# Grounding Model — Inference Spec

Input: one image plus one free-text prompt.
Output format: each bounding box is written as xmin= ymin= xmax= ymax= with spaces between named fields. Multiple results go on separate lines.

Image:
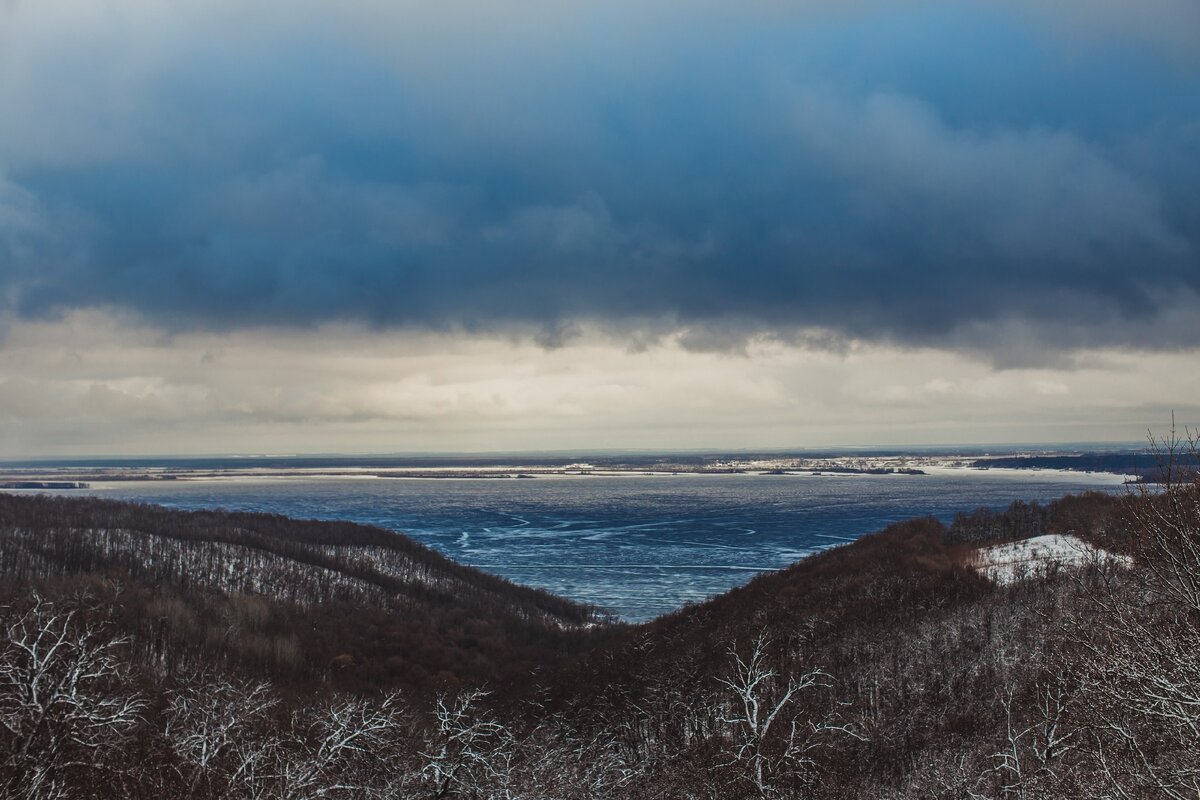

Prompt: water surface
xmin=72 ymin=468 xmax=1126 ymax=620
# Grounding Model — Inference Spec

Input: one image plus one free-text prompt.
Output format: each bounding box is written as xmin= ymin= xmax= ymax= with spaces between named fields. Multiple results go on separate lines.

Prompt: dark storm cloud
xmin=1 ymin=1 xmax=1198 ymax=358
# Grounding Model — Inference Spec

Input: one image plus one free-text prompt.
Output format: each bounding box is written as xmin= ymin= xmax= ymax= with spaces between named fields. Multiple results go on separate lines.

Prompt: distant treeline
xmin=806 ymin=466 xmax=925 ymax=475
xmin=971 ymin=451 xmax=1162 ymax=478
xmin=0 ymin=481 xmax=89 ymax=489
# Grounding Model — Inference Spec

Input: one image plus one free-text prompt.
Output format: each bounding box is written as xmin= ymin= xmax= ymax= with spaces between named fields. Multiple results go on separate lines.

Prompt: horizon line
xmin=0 ymin=440 xmax=1153 ymax=463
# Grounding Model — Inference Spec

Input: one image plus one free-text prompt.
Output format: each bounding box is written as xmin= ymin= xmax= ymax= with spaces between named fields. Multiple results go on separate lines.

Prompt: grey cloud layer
xmin=2 ymin=313 xmax=1196 ymax=456
xmin=1 ymin=1 xmax=1198 ymax=358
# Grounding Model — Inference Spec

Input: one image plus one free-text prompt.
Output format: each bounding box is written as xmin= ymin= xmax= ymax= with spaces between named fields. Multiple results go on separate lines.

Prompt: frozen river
xmin=79 ymin=468 xmax=1125 ymax=621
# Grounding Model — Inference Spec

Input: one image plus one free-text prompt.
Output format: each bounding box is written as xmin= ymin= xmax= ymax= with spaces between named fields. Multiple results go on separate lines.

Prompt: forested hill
xmin=0 ymin=493 xmax=606 ymax=693
xmin=2 ymin=485 xmax=1197 ymax=798
xmin=539 ymin=491 xmax=1137 ymax=796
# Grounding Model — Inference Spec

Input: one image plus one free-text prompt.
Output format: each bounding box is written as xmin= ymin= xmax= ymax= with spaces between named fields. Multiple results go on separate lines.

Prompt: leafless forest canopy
xmin=2 ymin=446 xmax=1199 ymax=799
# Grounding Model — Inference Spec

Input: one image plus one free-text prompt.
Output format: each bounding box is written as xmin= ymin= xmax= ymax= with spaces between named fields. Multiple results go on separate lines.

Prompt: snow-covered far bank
xmin=972 ymin=534 xmax=1132 ymax=585
xmin=919 ymin=464 xmax=1131 ymax=485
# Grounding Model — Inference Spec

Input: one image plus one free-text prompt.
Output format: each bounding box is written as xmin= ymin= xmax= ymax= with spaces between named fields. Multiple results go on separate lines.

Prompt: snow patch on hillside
xmin=973 ymin=534 xmax=1131 ymax=585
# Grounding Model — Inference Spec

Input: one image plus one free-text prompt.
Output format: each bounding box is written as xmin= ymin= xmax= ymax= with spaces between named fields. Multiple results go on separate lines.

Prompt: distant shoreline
xmin=0 ymin=481 xmax=90 ymax=490
xmin=0 ymin=462 xmax=1135 ymax=488
xmin=0 ymin=448 xmax=1157 ymax=486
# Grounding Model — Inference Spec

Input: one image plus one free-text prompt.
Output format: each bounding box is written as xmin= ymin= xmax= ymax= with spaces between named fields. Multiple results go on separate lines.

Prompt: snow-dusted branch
xmin=419 ymin=689 xmax=515 ymax=799
xmin=1078 ymin=427 xmax=1200 ymax=798
xmin=714 ymin=631 xmax=862 ymax=799
xmin=0 ymin=597 xmax=144 ymax=799
xmin=278 ymin=692 xmax=407 ymax=799
xmin=164 ymin=675 xmax=281 ymax=799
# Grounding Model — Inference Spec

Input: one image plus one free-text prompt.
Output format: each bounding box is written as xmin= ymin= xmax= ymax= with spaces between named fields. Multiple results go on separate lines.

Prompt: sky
xmin=1 ymin=0 xmax=1198 ymax=455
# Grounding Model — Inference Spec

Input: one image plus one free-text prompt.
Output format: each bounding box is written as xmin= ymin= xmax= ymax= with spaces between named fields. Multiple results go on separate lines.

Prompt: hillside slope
xmin=0 ymin=493 xmax=606 ymax=693
xmin=1 ymin=485 xmax=1195 ymax=799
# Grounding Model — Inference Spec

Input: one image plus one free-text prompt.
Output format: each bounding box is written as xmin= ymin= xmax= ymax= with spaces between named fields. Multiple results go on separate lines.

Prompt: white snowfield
xmin=972 ymin=534 xmax=1132 ymax=585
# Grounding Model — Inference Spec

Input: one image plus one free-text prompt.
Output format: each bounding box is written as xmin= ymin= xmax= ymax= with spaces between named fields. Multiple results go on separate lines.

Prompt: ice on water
xmin=88 ymin=471 xmax=1125 ymax=621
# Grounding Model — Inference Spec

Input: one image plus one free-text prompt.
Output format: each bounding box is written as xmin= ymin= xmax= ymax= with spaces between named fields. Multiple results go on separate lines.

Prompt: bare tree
xmin=714 ymin=632 xmax=861 ymax=799
xmin=0 ymin=597 xmax=145 ymax=799
xmin=1078 ymin=425 xmax=1200 ymax=799
xmin=975 ymin=680 xmax=1080 ymax=799
xmin=512 ymin=719 xmax=641 ymax=800
xmin=418 ymin=690 xmax=517 ymax=799
xmin=277 ymin=692 xmax=408 ymax=800
xmin=164 ymin=675 xmax=282 ymax=799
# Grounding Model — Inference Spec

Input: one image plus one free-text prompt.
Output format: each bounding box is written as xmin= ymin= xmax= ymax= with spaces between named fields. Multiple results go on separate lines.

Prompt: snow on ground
xmin=972 ymin=534 xmax=1131 ymax=585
